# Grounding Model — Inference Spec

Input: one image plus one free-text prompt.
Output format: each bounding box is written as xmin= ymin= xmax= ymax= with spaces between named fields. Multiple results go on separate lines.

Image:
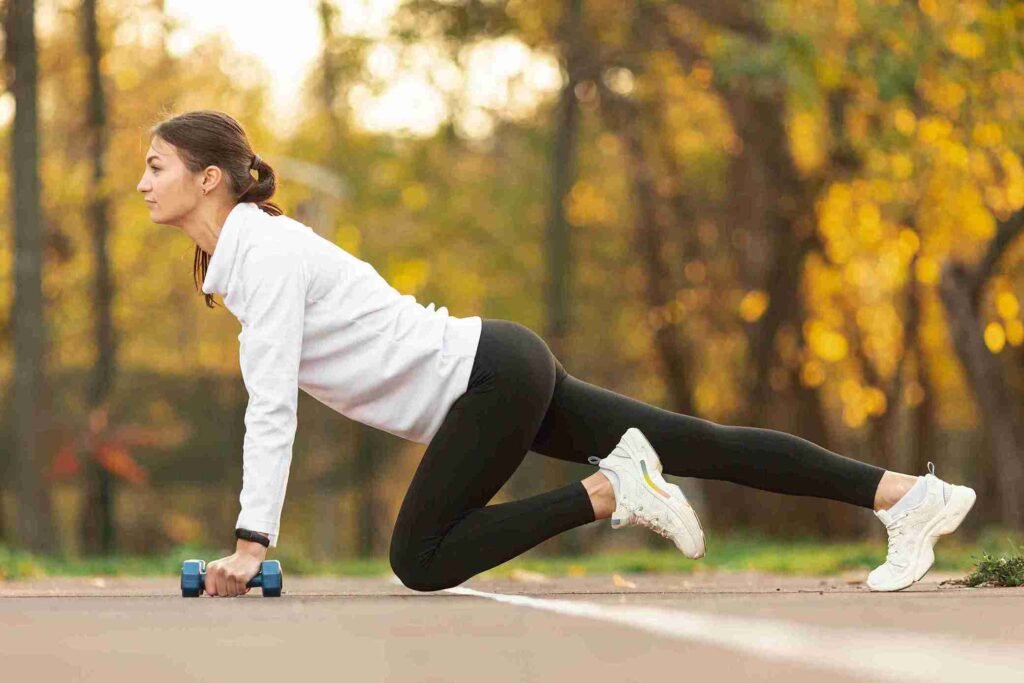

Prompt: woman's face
xmin=136 ymin=137 xmax=202 ymax=226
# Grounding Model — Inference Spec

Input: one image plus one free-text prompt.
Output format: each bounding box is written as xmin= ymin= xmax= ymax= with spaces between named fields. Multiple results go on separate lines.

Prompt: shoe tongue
xmin=875 ymin=508 xmax=893 ymax=526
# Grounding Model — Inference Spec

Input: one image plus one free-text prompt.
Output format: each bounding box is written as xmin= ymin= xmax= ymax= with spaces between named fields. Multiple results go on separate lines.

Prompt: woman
xmin=137 ymin=110 xmax=976 ymax=597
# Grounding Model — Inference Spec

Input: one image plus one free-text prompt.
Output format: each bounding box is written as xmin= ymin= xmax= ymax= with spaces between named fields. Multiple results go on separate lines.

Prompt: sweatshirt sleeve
xmin=233 ymin=250 xmax=308 ymax=548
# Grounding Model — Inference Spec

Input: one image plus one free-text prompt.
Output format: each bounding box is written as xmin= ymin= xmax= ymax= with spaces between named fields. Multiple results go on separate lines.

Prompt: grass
xmin=2 ymin=527 xmax=1022 ymax=585
xmin=938 ymin=534 xmax=1024 ymax=587
xmin=943 ymin=554 xmax=1024 ymax=587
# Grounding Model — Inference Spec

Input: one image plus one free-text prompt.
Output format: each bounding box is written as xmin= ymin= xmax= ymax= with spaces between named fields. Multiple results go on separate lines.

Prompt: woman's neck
xmin=182 ymin=200 xmax=236 ymax=255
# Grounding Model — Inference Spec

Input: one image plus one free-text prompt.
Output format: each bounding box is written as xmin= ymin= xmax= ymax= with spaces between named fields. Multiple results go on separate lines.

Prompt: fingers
xmin=204 ymin=565 xmax=222 ymax=596
xmin=204 ymin=564 xmax=249 ymax=597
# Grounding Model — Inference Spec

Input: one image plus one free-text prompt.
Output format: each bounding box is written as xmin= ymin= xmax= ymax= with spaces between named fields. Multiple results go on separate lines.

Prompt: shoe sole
xmin=868 ymin=484 xmax=977 ymax=592
xmin=622 ymin=428 xmax=706 ymax=559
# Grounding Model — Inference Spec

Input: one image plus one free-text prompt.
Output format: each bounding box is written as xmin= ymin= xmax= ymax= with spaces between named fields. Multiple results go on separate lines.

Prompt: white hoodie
xmin=202 ymin=202 xmax=482 ymax=547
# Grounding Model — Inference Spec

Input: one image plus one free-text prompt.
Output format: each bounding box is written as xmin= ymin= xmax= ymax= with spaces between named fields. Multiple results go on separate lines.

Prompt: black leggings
xmin=388 ymin=319 xmax=887 ymax=591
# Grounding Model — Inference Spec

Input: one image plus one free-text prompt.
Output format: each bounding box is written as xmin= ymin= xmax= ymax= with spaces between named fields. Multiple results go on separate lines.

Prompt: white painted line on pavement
xmin=442 ymin=586 xmax=1024 ymax=682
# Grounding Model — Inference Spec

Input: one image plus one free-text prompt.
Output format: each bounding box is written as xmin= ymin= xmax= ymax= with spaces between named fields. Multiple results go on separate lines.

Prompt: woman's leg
xmin=389 ymin=320 xmax=596 ymax=592
xmin=530 ymin=371 xmax=889 ymax=510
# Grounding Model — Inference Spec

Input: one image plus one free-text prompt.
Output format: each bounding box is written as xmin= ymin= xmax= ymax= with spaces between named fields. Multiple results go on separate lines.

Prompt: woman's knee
xmin=389 ymin=534 xmax=460 ymax=592
xmin=389 ymin=558 xmax=460 ymax=593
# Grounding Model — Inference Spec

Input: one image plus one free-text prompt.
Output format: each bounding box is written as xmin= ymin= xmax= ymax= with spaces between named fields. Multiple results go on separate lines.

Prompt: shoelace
xmin=884 ymin=512 xmax=911 ymax=566
xmin=881 ymin=462 xmax=939 ymax=568
xmin=634 ymin=511 xmax=672 ymax=539
xmin=621 ymin=494 xmax=673 ymax=539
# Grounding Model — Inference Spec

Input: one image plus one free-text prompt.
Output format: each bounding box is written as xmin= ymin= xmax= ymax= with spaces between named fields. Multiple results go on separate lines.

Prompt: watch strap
xmin=235 ymin=527 xmax=271 ymax=547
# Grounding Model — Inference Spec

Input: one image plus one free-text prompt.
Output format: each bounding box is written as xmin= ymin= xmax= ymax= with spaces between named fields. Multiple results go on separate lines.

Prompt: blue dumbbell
xmin=180 ymin=559 xmax=283 ymax=597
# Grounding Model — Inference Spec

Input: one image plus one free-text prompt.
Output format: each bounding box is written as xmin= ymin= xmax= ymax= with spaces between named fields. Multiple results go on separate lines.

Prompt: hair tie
xmin=250 ymin=154 xmax=261 ymax=170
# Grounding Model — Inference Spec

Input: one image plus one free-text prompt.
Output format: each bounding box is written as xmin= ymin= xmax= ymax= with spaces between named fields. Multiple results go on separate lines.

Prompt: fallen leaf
xmin=612 ymin=573 xmax=636 ymax=589
xmin=509 ymin=569 xmax=548 ymax=583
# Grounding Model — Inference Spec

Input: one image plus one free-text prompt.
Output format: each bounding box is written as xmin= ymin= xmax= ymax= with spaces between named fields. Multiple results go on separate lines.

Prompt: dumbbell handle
xmin=196 ymin=568 xmax=266 ymax=590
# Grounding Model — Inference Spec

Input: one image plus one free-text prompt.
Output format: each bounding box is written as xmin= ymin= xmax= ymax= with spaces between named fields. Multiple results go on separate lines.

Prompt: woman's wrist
xmin=236 ymin=537 xmax=269 ymax=559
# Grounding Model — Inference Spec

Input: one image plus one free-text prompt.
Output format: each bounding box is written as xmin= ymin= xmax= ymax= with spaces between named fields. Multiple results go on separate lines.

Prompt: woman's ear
xmin=200 ymin=165 xmax=224 ymax=194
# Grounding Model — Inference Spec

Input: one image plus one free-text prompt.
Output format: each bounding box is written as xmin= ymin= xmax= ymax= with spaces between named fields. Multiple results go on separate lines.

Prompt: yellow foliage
xmin=1006 ymin=320 xmax=1024 ymax=347
xmin=162 ymin=512 xmax=202 ymax=544
xmin=892 ymin=107 xmax=917 ymax=136
xmin=917 ymin=116 xmax=953 ymax=144
xmin=946 ymin=30 xmax=985 ymax=60
xmin=933 ymin=80 xmax=967 ymax=112
xmin=401 ymin=183 xmax=430 ymax=211
xmin=995 ymin=292 xmax=1020 ymax=320
xmin=565 ymin=180 xmax=616 ymax=226
xmin=806 ymin=320 xmax=848 ymax=362
xmin=694 ymin=381 xmax=722 ymax=416
xmin=856 ymin=202 xmax=883 ymax=245
xmin=972 ymin=122 xmax=1002 ymax=147
xmin=897 ymin=228 xmax=920 ymax=257
xmin=800 ymin=359 xmax=826 ymax=388
xmin=690 ymin=62 xmax=713 ymax=89
xmin=866 ymin=148 xmax=888 ymax=175
xmin=739 ymin=290 xmax=769 ymax=322
xmin=970 ymin=149 xmax=994 ymax=184
xmin=917 ymin=0 xmax=939 ymax=19
xmin=915 ymin=257 xmax=940 ymax=284
xmin=789 ymin=109 xmax=825 ymax=174
xmin=815 ymin=53 xmax=844 ymax=88
xmin=941 ymin=141 xmax=971 ymax=170
xmin=335 ymin=223 xmax=362 ymax=255
xmin=864 ymin=386 xmax=887 ymax=416
xmin=1000 ymin=151 xmax=1024 ymax=207
xmin=388 ymin=258 xmax=431 ymax=295
xmin=842 ymin=404 xmax=867 ymax=428
xmin=890 ymin=153 xmax=913 ymax=180
xmin=984 ymin=322 xmax=1006 ymax=353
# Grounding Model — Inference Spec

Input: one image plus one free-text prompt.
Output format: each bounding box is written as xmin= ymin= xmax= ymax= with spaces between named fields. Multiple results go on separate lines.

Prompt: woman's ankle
xmin=873 ymin=471 xmax=919 ymax=511
xmin=582 ymin=471 xmax=615 ymax=520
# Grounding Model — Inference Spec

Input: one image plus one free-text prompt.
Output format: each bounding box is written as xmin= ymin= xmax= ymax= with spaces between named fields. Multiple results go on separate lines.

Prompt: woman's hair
xmin=147 ymin=110 xmax=283 ymax=309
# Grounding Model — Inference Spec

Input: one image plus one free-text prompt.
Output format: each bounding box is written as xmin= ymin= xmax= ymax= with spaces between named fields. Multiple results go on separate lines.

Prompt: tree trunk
xmin=937 ymin=211 xmax=1024 ymax=530
xmin=645 ymin=3 xmax=852 ymax=535
xmin=539 ymin=0 xmax=584 ymax=556
xmin=723 ymin=87 xmax=845 ymax=535
xmin=353 ymin=427 xmax=384 ymax=557
xmin=6 ymin=0 xmax=58 ymax=554
xmin=910 ymin=275 xmax=938 ymax=492
xmin=78 ymin=0 xmax=119 ymax=556
xmin=594 ymin=79 xmax=711 ymax=546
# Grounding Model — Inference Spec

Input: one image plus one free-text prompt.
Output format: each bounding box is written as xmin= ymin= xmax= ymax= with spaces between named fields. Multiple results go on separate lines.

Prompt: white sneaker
xmin=587 ymin=427 xmax=706 ymax=559
xmin=867 ymin=462 xmax=976 ymax=592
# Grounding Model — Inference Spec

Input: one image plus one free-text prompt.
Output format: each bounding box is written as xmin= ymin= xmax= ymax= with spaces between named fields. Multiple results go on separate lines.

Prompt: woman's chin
xmin=148 ymin=207 xmax=172 ymax=226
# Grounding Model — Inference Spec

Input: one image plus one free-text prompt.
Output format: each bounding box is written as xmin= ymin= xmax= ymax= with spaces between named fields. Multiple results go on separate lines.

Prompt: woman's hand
xmin=204 ymin=541 xmax=267 ymax=597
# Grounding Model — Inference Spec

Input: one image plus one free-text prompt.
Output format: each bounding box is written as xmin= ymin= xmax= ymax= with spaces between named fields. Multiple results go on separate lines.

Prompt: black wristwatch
xmin=235 ymin=527 xmax=271 ymax=548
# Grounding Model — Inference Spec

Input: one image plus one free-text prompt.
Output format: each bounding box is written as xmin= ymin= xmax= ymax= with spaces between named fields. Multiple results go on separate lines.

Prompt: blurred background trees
xmin=0 ymin=0 xmax=1021 ymax=559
